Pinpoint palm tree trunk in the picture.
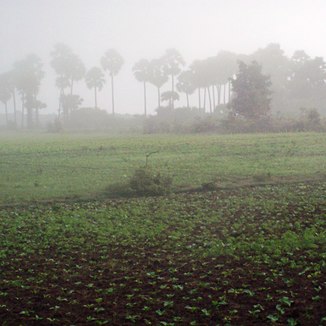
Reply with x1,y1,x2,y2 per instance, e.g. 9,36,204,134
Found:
70,80,74,95
58,89,63,118
217,85,221,105
143,81,147,116
228,80,232,103
111,74,115,115
94,87,98,109
27,107,33,129
35,108,39,127
186,93,189,109
207,87,212,114
203,87,206,113
198,88,201,111
223,83,226,104
4,102,8,125
21,93,25,128
157,87,161,108
12,90,17,127
34,93,38,128
171,74,175,109
212,85,216,112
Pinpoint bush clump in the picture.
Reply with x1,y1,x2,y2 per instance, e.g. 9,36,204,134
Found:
129,167,173,196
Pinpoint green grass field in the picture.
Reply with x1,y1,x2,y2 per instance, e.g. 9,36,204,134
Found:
1,132,326,204
0,132,325,325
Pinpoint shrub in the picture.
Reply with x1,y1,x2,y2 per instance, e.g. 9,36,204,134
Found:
129,167,173,196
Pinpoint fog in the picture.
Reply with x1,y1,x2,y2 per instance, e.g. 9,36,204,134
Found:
1,0,326,115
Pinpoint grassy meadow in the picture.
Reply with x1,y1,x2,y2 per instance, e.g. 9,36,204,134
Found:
0,131,325,325
0,132,326,204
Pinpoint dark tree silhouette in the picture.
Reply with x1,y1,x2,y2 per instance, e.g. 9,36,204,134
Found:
229,61,272,120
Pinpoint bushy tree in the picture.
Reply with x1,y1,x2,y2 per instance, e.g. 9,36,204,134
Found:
229,61,272,120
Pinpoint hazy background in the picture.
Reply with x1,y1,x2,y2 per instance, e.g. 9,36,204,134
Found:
1,0,326,115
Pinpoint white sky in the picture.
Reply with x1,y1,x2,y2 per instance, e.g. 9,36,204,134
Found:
1,0,326,115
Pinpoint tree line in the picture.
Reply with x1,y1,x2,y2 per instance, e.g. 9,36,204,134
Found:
0,43,326,129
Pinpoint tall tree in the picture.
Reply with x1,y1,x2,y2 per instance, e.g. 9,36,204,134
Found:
229,61,272,120
101,49,124,115
0,73,12,125
85,67,106,109
148,59,168,109
14,54,44,128
50,43,85,118
133,59,151,116
176,70,196,108
190,60,207,111
161,49,185,109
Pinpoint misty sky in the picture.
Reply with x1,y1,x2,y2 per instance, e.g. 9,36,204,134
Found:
1,0,326,115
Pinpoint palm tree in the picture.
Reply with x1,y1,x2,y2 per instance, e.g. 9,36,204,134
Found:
51,43,85,119
176,70,196,109
14,54,44,128
161,49,185,109
0,73,12,125
101,49,124,115
85,67,106,109
51,43,85,95
148,59,168,109
133,59,151,116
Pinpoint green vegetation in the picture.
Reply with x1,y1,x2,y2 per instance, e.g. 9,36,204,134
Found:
0,182,325,324
0,132,325,324
129,167,173,196
0,132,326,204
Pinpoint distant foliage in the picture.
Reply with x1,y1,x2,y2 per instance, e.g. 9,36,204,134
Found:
129,167,173,196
